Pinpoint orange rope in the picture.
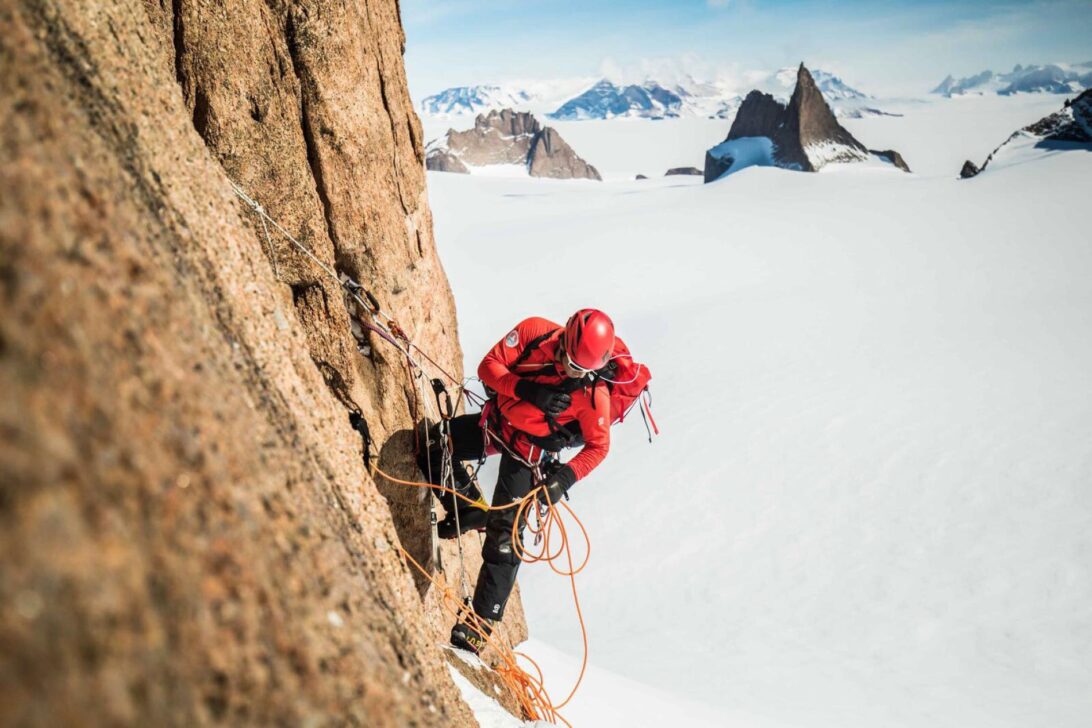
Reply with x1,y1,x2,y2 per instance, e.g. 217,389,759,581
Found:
374,466,592,721
514,498,590,709
370,462,530,511
400,545,572,726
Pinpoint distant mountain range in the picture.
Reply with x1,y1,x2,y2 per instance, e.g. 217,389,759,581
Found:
932,63,1092,97
419,86,533,116
418,68,872,122
548,80,686,120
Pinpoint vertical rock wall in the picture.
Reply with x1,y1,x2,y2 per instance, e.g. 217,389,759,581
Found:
0,0,524,724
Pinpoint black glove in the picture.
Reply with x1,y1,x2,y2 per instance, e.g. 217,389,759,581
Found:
515,379,571,417
536,465,577,506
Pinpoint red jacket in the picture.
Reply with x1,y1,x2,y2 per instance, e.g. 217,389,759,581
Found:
479,317,610,481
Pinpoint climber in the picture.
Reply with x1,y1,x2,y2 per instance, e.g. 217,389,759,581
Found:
416,309,652,654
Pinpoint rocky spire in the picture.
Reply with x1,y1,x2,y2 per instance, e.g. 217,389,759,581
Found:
705,63,907,180
786,63,867,159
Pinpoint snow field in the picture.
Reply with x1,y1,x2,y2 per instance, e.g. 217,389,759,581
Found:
427,94,1092,727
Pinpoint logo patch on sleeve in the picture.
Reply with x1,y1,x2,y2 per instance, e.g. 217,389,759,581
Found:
505,330,519,348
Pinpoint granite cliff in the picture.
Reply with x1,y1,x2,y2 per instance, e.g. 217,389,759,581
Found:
1,1,525,724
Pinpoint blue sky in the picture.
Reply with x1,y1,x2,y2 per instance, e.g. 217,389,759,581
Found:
402,0,1092,97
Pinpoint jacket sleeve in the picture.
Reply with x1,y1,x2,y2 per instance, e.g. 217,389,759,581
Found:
565,384,612,481
478,317,558,398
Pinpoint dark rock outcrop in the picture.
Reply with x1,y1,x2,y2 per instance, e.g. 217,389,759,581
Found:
961,89,1092,177
960,160,981,179
704,64,907,181
427,109,600,180
635,174,648,180
1,1,527,724
1024,88,1092,142
703,149,737,183
665,167,703,176
724,90,786,140
426,149,470,174
870,149,912,173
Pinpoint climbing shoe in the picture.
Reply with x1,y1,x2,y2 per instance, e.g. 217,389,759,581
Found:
437,508,488,539
450,618,492,655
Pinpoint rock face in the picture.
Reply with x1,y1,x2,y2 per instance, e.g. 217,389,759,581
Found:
1,1,526,725
1024,88,1092,142
528,127,602,180
704,64,908,181
961,89,1092,177
427,109,601,180
665,167,703,176
431,109,541,167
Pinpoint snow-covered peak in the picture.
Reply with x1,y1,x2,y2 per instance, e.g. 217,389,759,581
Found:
931,62,1091,97
419,85,533,117
418,80,599,119
547,79,685,120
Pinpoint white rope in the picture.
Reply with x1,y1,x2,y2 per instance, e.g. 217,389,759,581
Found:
229,179,444,378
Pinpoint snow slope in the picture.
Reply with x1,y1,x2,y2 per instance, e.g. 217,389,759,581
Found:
841,94,1065,177
427,95,1092,727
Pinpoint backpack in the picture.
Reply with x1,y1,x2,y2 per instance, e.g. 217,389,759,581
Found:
600,337,653,427
509,328,656,434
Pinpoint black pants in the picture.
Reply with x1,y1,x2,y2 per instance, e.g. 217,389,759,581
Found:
417,413,486,513
417,413,535,621
472,452,535,620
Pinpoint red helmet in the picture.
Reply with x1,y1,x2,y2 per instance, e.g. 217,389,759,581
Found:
563,308,615,372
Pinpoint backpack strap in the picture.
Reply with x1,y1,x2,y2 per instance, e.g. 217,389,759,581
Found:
511,330,557,371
